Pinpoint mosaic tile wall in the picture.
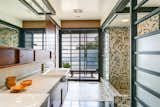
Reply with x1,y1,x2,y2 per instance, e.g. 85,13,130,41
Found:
108,27,130,95
114,95,130,107
138,14,160,35
107,14,160,107
0,28,19,47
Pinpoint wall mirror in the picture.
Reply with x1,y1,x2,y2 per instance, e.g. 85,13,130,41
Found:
0,22,19,47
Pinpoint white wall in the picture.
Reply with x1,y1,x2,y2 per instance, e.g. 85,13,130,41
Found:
0,10,22,27
100,0,119,25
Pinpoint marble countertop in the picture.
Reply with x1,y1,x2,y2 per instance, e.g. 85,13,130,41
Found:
0,68,69,107
1,69,69,93
0,93,49,107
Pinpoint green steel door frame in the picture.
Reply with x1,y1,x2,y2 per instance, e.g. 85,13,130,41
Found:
130,0,137,107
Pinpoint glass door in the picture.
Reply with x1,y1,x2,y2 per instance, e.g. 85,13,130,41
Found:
61,30,99,81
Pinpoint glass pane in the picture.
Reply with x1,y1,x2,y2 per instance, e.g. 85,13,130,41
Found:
137,71,160,93
137,33,160,51
33,33,43,50
61,32,98,76
62,57,70,62
136,86,160,107
62,38,70,41
62,54,70,57
62,50,71,53
25,33,32,48
72,37,79,41
87,33,98,38
62,42,70,46
137,55,160,72
136,102,143,107
71,34,79,38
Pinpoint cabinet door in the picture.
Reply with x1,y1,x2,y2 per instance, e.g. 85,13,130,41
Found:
0,48,15,66
19,49,34,64
61,79,68,102
50,83,61,107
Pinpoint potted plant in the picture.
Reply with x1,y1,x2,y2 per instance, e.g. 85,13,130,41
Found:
63,63,71,68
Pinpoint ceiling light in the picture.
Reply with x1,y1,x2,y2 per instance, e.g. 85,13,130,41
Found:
121,19,129,22
73,9,83,13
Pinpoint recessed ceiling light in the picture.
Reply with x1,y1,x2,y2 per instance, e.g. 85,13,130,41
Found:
73,9,83,13
121,19,129,22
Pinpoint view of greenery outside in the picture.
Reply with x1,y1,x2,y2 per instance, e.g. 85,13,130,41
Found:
62,33,98,70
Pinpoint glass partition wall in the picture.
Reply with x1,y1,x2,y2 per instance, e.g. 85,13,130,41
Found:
61,30,99,81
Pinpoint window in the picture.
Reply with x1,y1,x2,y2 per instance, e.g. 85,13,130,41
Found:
24,29,55,51
61,32,98,71
33,33,43,50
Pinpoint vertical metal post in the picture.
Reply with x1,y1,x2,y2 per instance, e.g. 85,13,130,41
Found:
79,32,81,80
98,28,103,79
59,30,62,67
42,31,44,50
19,28,25,48
86,32,87,77
130,0,137,107
70,32,72,74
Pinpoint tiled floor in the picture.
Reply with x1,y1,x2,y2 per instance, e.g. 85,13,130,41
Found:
62,82,113,107
69,73,99,81
62,101,113,107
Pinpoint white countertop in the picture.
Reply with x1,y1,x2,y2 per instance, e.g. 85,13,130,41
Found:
1,69,69,93
0,93,49,107
0,68,69,107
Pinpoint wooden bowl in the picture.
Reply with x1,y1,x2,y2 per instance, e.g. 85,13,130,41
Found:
20,80,32,86
10,85,26,93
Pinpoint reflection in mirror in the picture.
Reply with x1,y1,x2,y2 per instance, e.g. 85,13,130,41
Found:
0,24,19,47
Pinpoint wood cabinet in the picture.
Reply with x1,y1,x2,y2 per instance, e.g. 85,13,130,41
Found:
0,47,17,66
0,46,34,68
0,46,53,68
19,49,34,64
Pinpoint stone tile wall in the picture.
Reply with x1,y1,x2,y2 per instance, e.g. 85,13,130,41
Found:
114,95,130,107
108,27,130,95
138,14,160,35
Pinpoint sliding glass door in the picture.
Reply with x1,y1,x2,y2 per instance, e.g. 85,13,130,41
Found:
61,30,99,80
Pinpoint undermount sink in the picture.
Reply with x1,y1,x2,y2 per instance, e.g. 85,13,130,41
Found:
41,68,69,77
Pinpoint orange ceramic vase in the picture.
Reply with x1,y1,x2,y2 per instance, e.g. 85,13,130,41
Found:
5,76,16,89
